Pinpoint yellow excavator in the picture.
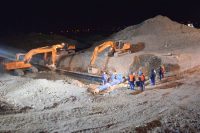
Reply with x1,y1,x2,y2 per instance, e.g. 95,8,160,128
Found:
4,43,75,76
88,41,133,74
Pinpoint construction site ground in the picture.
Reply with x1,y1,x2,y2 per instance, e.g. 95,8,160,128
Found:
1,15,200,132
0,66,200,132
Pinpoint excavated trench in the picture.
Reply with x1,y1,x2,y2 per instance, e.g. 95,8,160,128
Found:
24,70,101,85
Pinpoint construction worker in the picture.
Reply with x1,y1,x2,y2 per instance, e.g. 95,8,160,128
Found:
138,68,143,76
135,69,142,88
102,72,108,85
150,68,156,85
128,72,135,90
111,71,117,82
159,65,165,80
139,73,145,91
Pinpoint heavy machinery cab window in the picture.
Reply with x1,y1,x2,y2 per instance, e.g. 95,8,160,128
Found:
16,53,25,61
116,41,125,49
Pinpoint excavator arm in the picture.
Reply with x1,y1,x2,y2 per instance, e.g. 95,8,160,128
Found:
90,41,115,66
24,44,65,66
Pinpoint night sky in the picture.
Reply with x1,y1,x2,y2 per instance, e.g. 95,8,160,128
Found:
1,0,200,34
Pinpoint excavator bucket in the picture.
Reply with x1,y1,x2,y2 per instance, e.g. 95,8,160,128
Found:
68,45,75,50
88,66,99,74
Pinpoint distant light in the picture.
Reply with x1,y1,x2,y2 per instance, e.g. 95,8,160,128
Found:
187,23,194,28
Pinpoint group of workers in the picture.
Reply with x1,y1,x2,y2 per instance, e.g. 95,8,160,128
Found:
128,69,145,91
101,65,165,92
128,65,165,91
102,71,118,85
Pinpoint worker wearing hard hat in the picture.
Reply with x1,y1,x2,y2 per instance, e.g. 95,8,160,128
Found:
102,72,108,85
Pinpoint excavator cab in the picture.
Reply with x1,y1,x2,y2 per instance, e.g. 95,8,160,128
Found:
115,41,124,49
57,43,76,55
115,41,131,51
108,41,130,57
113,41,132,56
16,53,26,61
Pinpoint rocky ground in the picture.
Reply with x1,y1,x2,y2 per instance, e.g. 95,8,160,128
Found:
0,65,200,132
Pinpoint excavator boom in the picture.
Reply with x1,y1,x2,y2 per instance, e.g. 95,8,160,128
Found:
24,44,65,64
90,41,115,66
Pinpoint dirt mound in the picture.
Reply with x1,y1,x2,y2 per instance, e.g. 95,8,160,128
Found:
110,15,200,51
129,54,162,75
130,42,145,53
59,15,200,75
112,15,198,38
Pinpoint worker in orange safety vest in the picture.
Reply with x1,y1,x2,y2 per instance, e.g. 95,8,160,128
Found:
128,72,135,90
138,73,145,91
